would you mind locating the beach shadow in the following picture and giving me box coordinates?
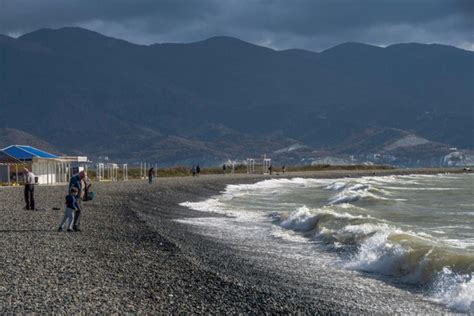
[0,229,52,233]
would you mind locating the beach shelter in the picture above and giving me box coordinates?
[2,145,58,160]
[0,150,24,185]
[0,150,23,165]
[2,145,61,184]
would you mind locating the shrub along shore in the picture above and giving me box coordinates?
[86,163,394,179]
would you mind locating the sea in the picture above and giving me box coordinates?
[180,173,474,313]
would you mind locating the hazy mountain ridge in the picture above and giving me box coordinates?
[0,27,473,166]
[0,128,62,155]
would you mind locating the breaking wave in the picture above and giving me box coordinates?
[273,205,474,312]
[181,174,474,312]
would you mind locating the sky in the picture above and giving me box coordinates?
[0,0,473,52]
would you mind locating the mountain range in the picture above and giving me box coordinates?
[1,27,473,166]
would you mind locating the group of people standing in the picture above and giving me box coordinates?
[191,165,201,177]
[58,171,89,232]
[21,168,89,232]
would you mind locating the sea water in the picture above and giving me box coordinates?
[180,173,474,312]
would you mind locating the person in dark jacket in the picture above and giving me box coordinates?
[148,168,154,184]
[58,187,78,232]
[69,171,84,195]
[23,167,35,210]
[69,171,86,231]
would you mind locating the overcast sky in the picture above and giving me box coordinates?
[0,0,473,51]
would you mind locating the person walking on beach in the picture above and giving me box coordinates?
[191,165,196,177]
[148,167,154,184]
[282,165,286,174]
[83,175,92,201]
[58,187,78,232]
[268,164,273,175]
[69,171,86,231]
[23,167,35,210]
[196,165,201,175]
[223,164,227,174]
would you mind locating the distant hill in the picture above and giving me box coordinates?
[0,128,62,155]
[0,27,473,166]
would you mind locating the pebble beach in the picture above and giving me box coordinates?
[0,168,464,313]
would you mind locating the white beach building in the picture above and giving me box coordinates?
[1,145,89,185]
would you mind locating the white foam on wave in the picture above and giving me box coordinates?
[324,181,347,191]
[176,216,234,227]
[342,223,387,235]
[217,177,334,202]
[328,192,363,205]
[180,177,343,219]
[178,174,474,312]
[278,205,372,232]
[343,226,408,275]
[338,223,474,312]
[178,173,474,313]
[400,174,439,179]
[275,207,474,311]
[431,267,474,313]
[180,199,224,213]
[339,225,466,274]
[384,186,457,191]
[180,198,258,220]
[343,225,423,279]
[327,183,387,205]
[279,206,317,231]
[270,226,313,243]
[216,174,439,208]
[225,177,326,193]
[364,175,421,185]
[440,238,474,250]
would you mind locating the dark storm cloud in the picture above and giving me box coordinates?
[0,0,473,51]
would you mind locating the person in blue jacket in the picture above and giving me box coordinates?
[58,187,78,232]
[69,171,86,231]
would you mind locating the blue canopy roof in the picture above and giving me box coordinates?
[2,145,58,160]
[0,150,23,165]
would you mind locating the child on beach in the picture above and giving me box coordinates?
[58,187,78,232]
